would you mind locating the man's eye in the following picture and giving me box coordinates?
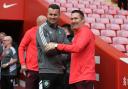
[49,14,53,15]
[71,18,78,20]
[74,18,78,19]
[54,14,57,16]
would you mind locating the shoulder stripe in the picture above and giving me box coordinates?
[10,47,16,55]
[38,23,48,46]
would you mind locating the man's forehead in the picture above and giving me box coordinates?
[71,12,80,16]
[4,37,9,40]
[0,34,5,36]
[4,37,11,40]
[71,14,80,18]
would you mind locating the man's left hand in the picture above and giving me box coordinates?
[1,63,9,68]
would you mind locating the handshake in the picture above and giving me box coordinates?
[44,42,58,52]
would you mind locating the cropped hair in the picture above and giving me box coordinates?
[71,10,85,19]
[48,4,60,10]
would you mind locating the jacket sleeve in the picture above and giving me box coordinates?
[63,32,70,44]
[18,31,31,65]
[37,26,50,47]
[47,29,70,57]
[57,28,93,53]
[36,26,51,54]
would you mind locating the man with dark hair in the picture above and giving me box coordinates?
[49,3,60,10]
[18,15,46,89]
[36,4,69,89]
[45,10,96,89]
[71,10,85,19]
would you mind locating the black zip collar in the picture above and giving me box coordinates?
[46,20,58,29]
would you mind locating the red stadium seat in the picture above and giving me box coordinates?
[110,18,123,25]
[85,17,95,23]
[123,19,128,24]
[67,0,78,4]
[91,29,100,35]
[91,23,105,30]
[111,44,126,52]
[87,0,93,4]
[106,24,120,30]
[98,6,108,10]
[56,0,66,3]
[113,37,128,44]
[109,6,120,11]
[86,5,97,9]
[63,3,73,8]
[74,3,85,9]
[117,30,128,37]
[101,2,110,6]
[101,14,113,19]
[114,15,126,19]
[47,0,55,4]
[101,30,116,37]
[88,14,100,18]
[121,24,128,31]
[100,36,112,43]
[96,18,110,24]
[80,1,90,5]
[106,9,117,15]
[93,2,101,6]
[84,8,92,14]
[67,7,78,12]
[126,45,128,51]
[93,9,105,15]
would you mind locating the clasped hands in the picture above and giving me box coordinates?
[44,42,58,52]
[1,63,9,68]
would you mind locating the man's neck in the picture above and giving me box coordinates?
[47,20,58,28]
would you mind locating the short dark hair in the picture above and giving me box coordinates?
[48,4,60,10]
[62,24,74,36]
[71,10,84,19]
[62,24,71,31]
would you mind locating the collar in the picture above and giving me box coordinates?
[74,24,85,34]
[46,20,58,29]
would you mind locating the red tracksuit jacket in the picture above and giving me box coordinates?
[18,26,38,71]
[57,25,96,84]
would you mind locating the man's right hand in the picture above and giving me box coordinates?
[21,65,27,76]
[21,64,27,71]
